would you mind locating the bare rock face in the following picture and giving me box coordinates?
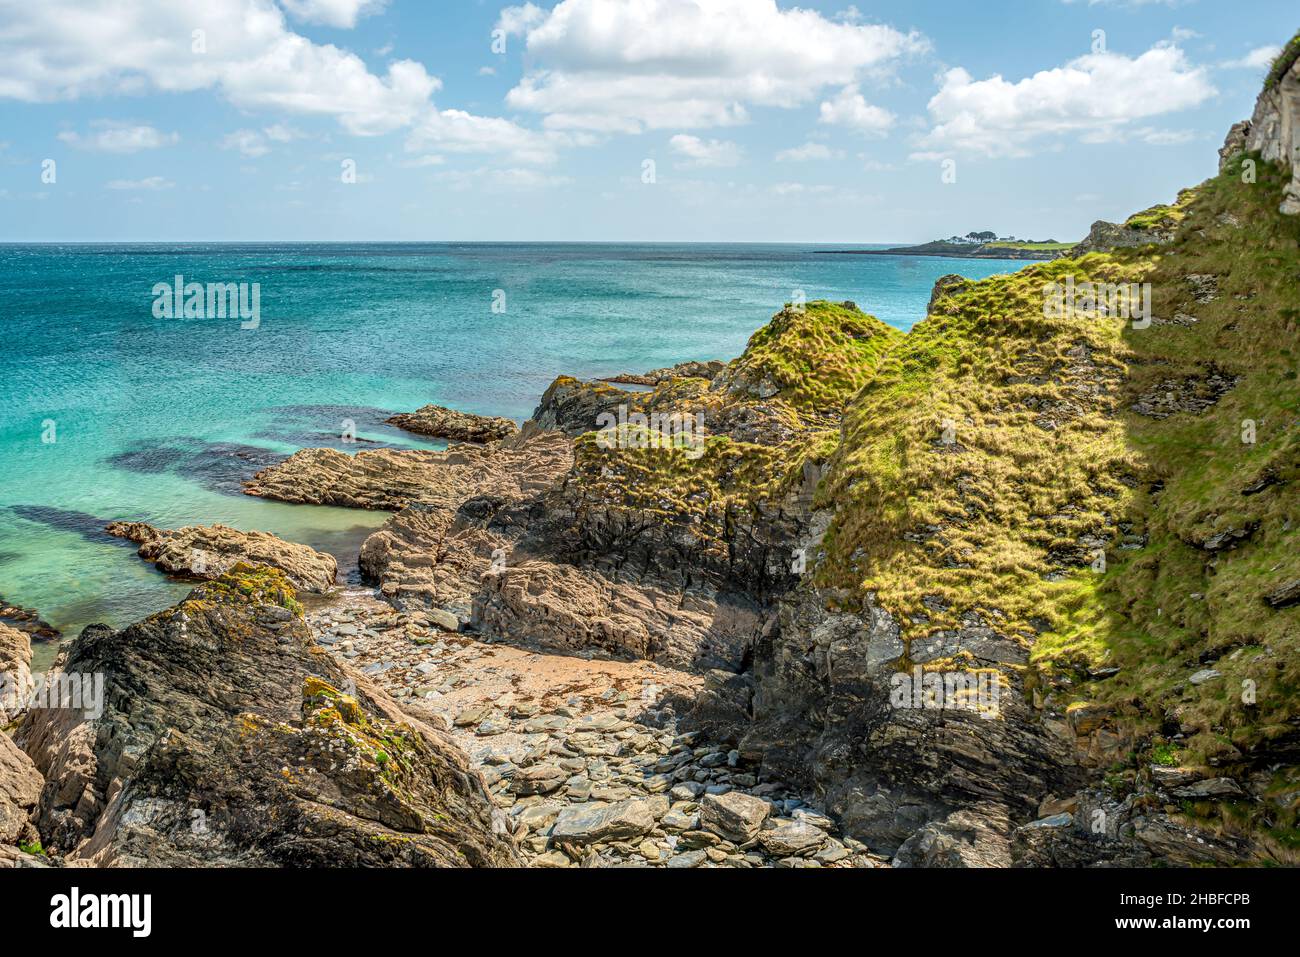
[1236,45,1300,214]
[385,404,519,443]
[16,566,518,867]
[0,622,35,724]
[106,521,339,593]
[354,427,575,616]
[739,588,1086,858]
[1070,219,1175,256]
[0,733,42,849]
[1,623,42,851]
[472,558,763,670]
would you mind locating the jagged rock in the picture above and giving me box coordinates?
[385,404,519,443]
[0,598,59,641]
[246,425,572,512]
[356,430,574,614]
[700,791,770,843]
[532,376,647,436]
[892,804,1015,868]
[106,521,338,593]
[1150,766,1206,789]
[1237,44,1300,214]
[0,623,34,724]
[0,733,42,846]
[1171,778,1244,800]
[1264,578,1300,609]
[1219,120,1253,171]
[928,274,970,315]
[1071,219,1175,255]
[603,360,726,386]
[16,566,517,867]
[1130,815,1255,865]
[1130,367,1238,419]
[759,819,827,856]
[472,559,760,669]
[1193,524,1258,552]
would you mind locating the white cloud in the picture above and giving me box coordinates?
[775,142,845,162]
[406,109,578,166]
[221,129,272,157]
[280,0,386,28]
[107,176,174,190]
[219,125,305,157]
[57,121,178,153]
[914,43,1215,158]
[1220,46,1281,71]
[496,3,546,37]
[503,0,927,132]
[670,134,742,168]
[818,85,895,135]
[0,0,438,136]
[263,123,305,143]
[1138,128,1196,146]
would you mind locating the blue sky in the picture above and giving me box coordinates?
[0,0,1292,243]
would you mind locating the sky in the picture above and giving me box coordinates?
[0,0,1292,243]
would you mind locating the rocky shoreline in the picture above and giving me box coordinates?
[3,42,1298,869]
[304,589,885,867]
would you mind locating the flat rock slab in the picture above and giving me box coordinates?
[552,799,658,845]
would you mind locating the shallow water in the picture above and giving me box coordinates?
[0,242,1027,657]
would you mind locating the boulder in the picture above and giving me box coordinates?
[551,799,657,845]
[759,819,827,856]
[700,791,770,843]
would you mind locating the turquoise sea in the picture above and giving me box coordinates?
[0,243,1027,663]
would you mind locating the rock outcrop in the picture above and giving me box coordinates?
[1,620,42,859]
[0,622,35,725]
[106,521,339,593]
[1226,34,1300,214]
[385,404,519,443]
[0,733,41,852]
[16,565,518,867]
[244,426,572,512]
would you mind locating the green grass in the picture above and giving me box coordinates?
[1265,30,1300,90]
[721,300,902,413]
[806,153,1298,858]
[1124,187,1200,232]
[983,241,1076,251]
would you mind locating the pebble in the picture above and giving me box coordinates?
[310,593,866,869]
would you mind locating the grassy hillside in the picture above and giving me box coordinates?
[810,156,1298,860]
